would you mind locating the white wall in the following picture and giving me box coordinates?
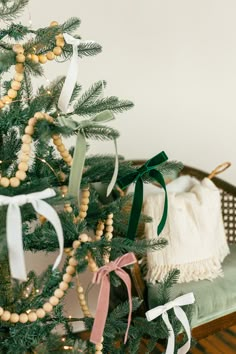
[21,0,236,183]
[21,0,236,331]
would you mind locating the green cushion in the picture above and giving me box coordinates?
[148,244,236,327]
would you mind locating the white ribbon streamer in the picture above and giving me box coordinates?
[145,293,195,354]
[58,33,94,113]
[0,188,64,281]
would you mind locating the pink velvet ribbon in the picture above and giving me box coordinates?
[90,252,137,345]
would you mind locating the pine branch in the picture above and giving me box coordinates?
[61,17,81,33]
[83,125,119,141]
[0,0,29,21]
[75,80,107,109]
[75,96,134,116]
[0,23,31,40]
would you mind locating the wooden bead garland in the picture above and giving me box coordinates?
[74,188,90,224]
[0,231,88,324]
[0,21,65,111]
[0,112,73,188]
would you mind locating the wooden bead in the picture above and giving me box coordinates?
[79,233,89,243]
[77,286,84,294]
[7,89,17,99]
[36,308,46,318]
[57,144,66,152]
[108,213,113,218]
[53,46,62,56]
[95,351,102,354]
[49,296,59,306]
[43,302,53,313]
[28,312,37,322]
[106,219,113,226]
[64,206,73,213]
[96,344,103,351]
[14,73,24,82]
[61,185,68,194]
[97,222,105,230]
[82,198,90,207]
[80,300,86,306]
[79,211,87,219]
[28,117,37,126]
[60,151,70,158]
[82,190,90,198]
[13,44,24,54]
[56,38,65,47]
[46,51,55,60]
[50,21,58,26]
[34,112,44,119]
[0,307,3,316]
[10,177,20,187]
[15,63,24,73]
[18,162,29,172]
[19,313,28,323]
[80,205,88,212]
[96,230,103,237]
[105,233,113,241]
[52,134,60,139]
[38,54,47,64]
[2,96,12,104]
[54,289,64,299]
[21,143,31,153]
[10,313,19,323]
[0,177,10,187]
[69,257,78,266]
[106,226,113,232]
[25,125,34,135]
[66,265,75,275]
[0,100,5,108]
[16,54,25,63]
[63,273,72,283]
[11,80,21,90]
[72,240,81,249]
[1,311,11,321]
[16,170,27,181]
[27,54,32,60]
[53,137,62,146]
[22,134,32,144]
[78,293,85,300]
[31,54,39,63]
[59,281,69,291]
[20,153,30,162]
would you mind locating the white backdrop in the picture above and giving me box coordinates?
[19,0,236,183]
[19,0,236,331]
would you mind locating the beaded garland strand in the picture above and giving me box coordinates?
[62,189,108,353]
[0,111,72,188]
[0,21,64,110]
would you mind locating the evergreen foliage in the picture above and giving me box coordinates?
[0,2,193,353]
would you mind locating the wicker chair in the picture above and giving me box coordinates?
[124,162,236,342]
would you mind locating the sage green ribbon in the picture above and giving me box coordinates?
[117,151,168,240]
[58,110,118,199]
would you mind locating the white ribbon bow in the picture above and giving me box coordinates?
[0,188,64,281]
[58,33,94,114]
[145,293,195,354]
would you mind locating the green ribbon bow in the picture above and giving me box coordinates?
[58,110,117,200]
[117,151,168,240]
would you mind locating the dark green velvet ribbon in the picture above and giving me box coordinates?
[117,151,168,240]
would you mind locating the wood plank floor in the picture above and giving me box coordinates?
[191,325,236,354]
[140,325,236,353]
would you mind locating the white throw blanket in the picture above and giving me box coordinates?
[144,176,230,283]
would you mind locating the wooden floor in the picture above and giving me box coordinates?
[140,325,236,353]
[190,325,236,354]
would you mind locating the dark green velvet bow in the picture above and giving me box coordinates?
[117,151,168,240]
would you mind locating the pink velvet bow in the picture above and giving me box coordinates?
[90,252,137,345]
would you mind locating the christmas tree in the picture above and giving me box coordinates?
[0,1,193,353]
